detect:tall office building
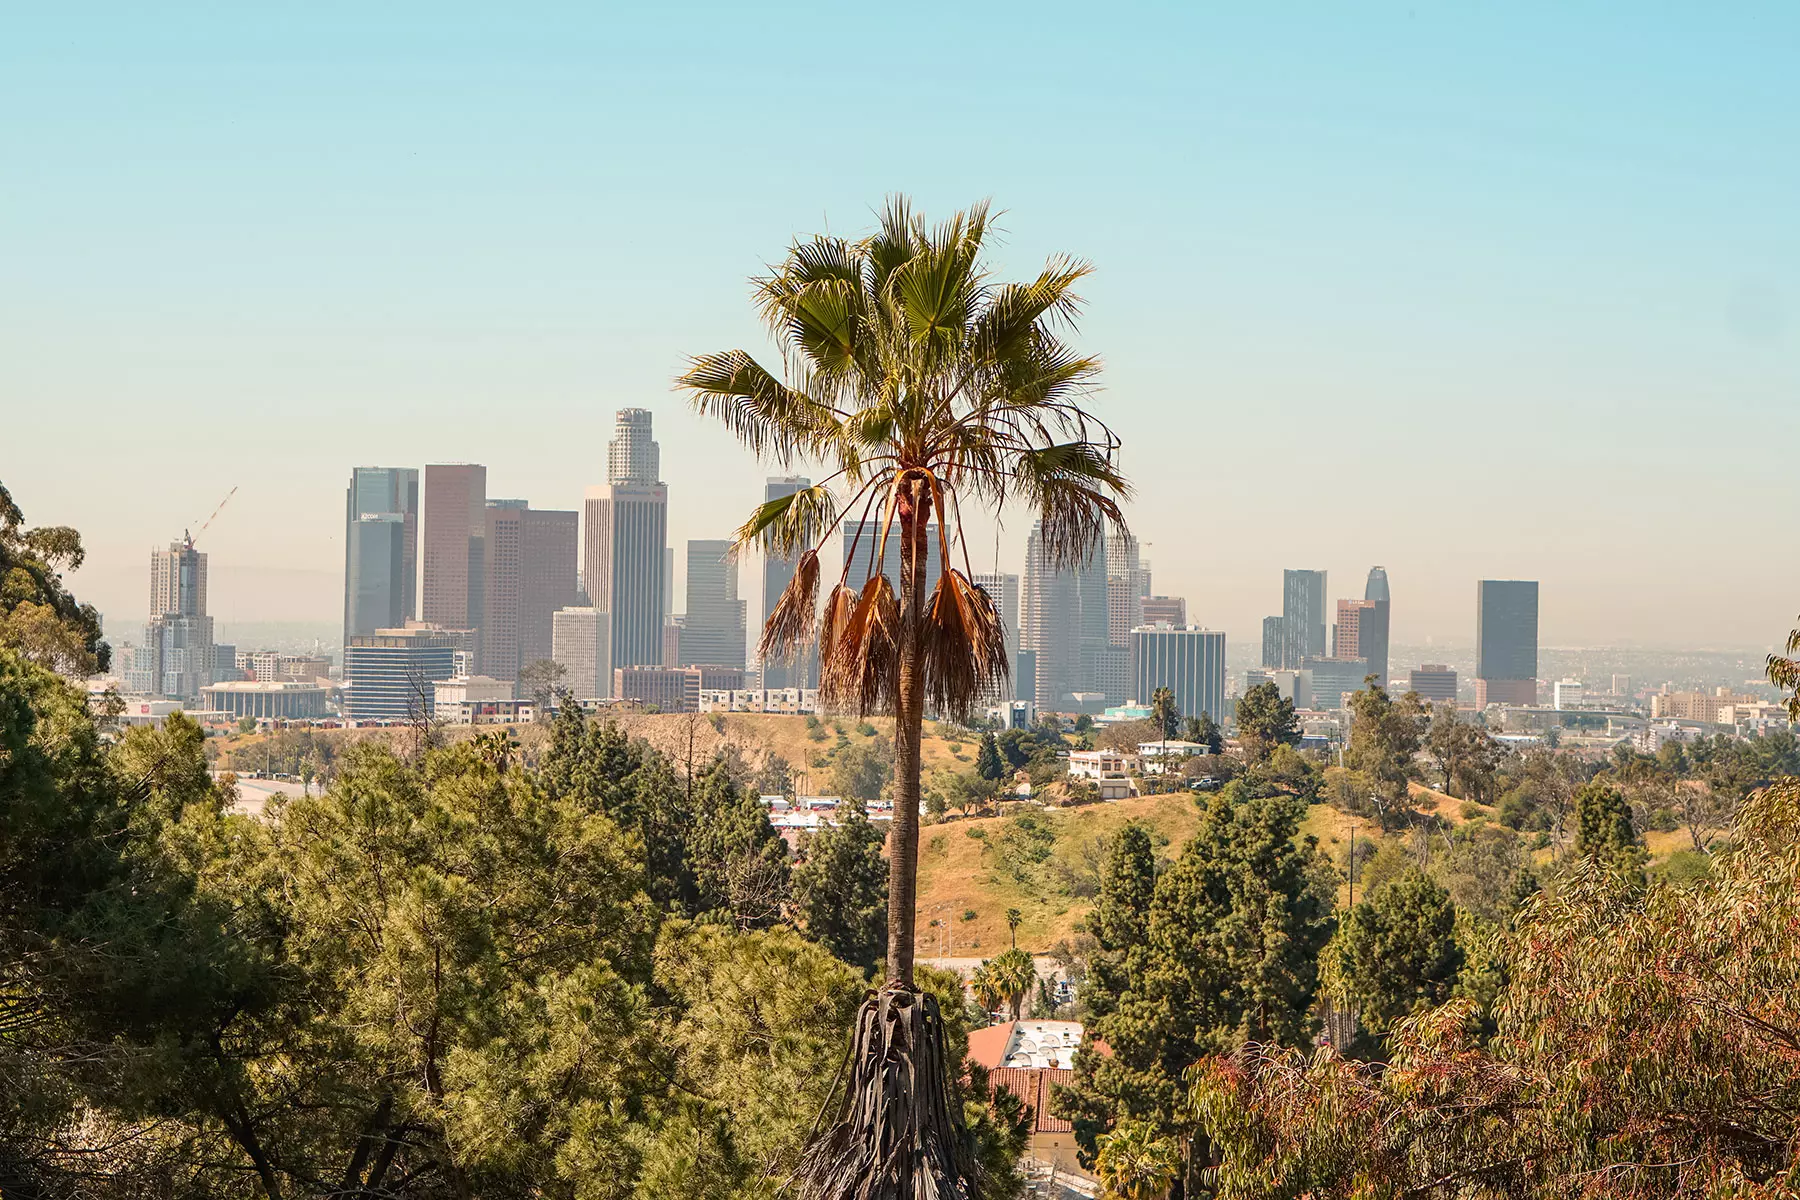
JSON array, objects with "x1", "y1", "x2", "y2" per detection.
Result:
[
  {"x1": 1282, "y1": 569, "x2": 1328, "y2": 668},
  {"x1": 1334, "y1": 598, "x2": 1388, "y2": 690},
  {"x1": 1141, "y1": 596, "x2": 1185, "y2": 627},
  {"x1": 552, "y1": 607, "x2": 610, "y2": 700},
  {"x1": 759, "y1": 477, "x2": 813, "y2": 688},
  {"x1": 842, "y1": 519, "x2": 942, "y2": 603},
  {"x1": 478, "y1": 501, "x2": 578, "y2": 681},
  {"x1": 1261, "y1": 616, "x2": 1285, "y2": 669},
  {"x1": 1129, "y1": 625, "x2": 1227, "y2": 724},
  {"x1": 1476, "y1": 579, "x2": 1539, "y2": 707},
  {"x1": 608, "y1": 408, "x2": 660, "y2": 486},
  {"x1": 150, "y1": 538, "x2": 207, "y2": 619},
  {"x1": 973, "y1": 570, "x2": 1023, "y2": 701},
  {"x1": 1363, "y1": 566, "x2": 1392, "y2": 688},
  {"x1": 419, "y1": 464, "x2": 487, "y2": 653},
  {"x1": 343, "y1": 467, "x2": 419, "y2": 643},
  {"x1": 1022, "y1": 524, "x2": 1110, "y2": 709},
  {"x1": 680, "y1": 539, "x2": 747, "y2": 668},
  {"x1": 584, "y1": 412, "x2": 668, "y2": 671},
  {"x1": 142, "y1": 538, "x2": 215, "y2": 701},
  {"x1": 1102, "y1": 534, "x2": 1145, "y2": 703}
]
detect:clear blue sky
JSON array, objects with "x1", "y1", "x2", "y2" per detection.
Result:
[{"x1": 4, "y1": 3, "x2": 1796, "y2": 650}]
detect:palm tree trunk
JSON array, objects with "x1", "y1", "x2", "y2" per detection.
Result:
[{"x1": 887, "y1": 476, "x2": 926, "y2": 988}]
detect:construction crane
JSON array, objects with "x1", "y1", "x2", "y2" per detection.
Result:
[{"x1": 183, "y1": 485, "x2": 238, "y2": 549}]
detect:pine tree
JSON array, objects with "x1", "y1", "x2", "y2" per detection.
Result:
[
  {"x1": 793, "y1": 805, "x2": 889, "y2": 975},
  {"x1": 1235, "y1": 682, "x2": 1301, "y2": 762},
  {"x1": 1060, "y1": 783, "x2": 1336, "y2": 1166},
  {"x1": 1574, "y1": 778, "x2": 1645, "y2": 882},
  {"x1": 690, "y1": 760, "x2": 791, "y2": 928},
  {"x1": 1322, "y1": 868, "x2": 1464, "y2": 1055},
  {"x1": 975, "y1": 732, "x2": 1006, "y2": 782}
]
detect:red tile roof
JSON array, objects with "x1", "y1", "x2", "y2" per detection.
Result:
[
  {"x1": 966, "y1": 1021, "x2": 1017, "y2": 1070},
  {"x1": 987, "y1": 1066, "x2": 1074, "y2": 1133}
]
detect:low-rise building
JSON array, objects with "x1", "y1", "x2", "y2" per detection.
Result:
[
  {"x1": 1067, "y1": 749, "x2": 1131, "y2": 780},
  {"x1": 614, "y1": 665, "x2": 746, "y2": 713},
  {"x1": 200, "y1": 680, "x2": 331, "y2": 721},
  {"x1": 697, "y1": 687, "x2": 818, "y2": 714},
  {"x1": 1137, "y1": 739, "x2": 1208, "y2": 773},
  {"x1": 969, "y1": 1021, "x2": 1088, "y2": 1179}
]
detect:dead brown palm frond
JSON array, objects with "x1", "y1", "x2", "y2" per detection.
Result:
[
  {"x1": 816, "y1": 583, "x2": 856, "y2": 684},
  {"x1": 759, "y1": 550, "x2": 820, "y2": 666},
  {"x1": 821, "y1": 575, "x2": 900, "y2": 716},
  {"x1": 921, "y1": 569, "x2": 1009, "y2": 720}
]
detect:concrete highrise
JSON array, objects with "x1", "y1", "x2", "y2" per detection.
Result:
[
  {"x1": 343, "y1": 467, "x2": 418, "y2": 644},
  {"x1": 552, "y1": 607, "x2": 610, "y2": 700},
  {"x1": 1476, "y1": 580, "x2": 1539, "y2": 707},
  {"x1": 608, "y1": 408, "x2": 660, "y2": 486},
  {"x1": 680, "y1": 539, "x2": 746, "y2": 669},
  {"x1": 150, "y1": 538, "x2": 207, "y2": 619},
  {"x1": 1022, "y1": 524, "x2": 1109, "y2": 710},
  {"x1": 479, "y1": 501, "x2": 578, "y2": 681},
  {"x1": 584, "y1": 412, "x2": 667, "y2": 671},
  {"x1": 419, "y1": 464, "x2": 487, "y2": 650},
  {"x1": 758, "y1": 477, "x2": 814, "y2": 687},
  {"x1": 1129, "y1": 625, "x2": 1227, "y2": 725},
  {"x1": 1281, "y1": 569, "x2": 1328, "y2": 668},
  {"x1": 973, "y1": 570, "x2": 1022, "y2": 701},
  {"x1": 342, "y1": 626, "x2": 460, "y2": 720},
  {"x1": 1334, "y1": 598, "x2": 1386, "y2": 688}
]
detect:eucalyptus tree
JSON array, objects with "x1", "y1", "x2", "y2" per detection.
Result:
[{"x1": 677, "y1": 198, "x2": 1127, "y2": 1198}]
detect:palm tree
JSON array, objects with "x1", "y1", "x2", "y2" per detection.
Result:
[
  {"x1": 971, "y1": 960, "x2": 1006, "y2": 1017},
  {"x1": 990, "y1": 947, "x2": 1035, "y2": 1021},
  {"x1": 677, "y1": 198, "x2": 1127, "y2": 1198},
  {"x1": 1094, "y1": 1121, "x2": 1181, "y2": 1200}
]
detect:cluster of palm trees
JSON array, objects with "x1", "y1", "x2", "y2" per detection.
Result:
[{"x1": 971, "y1": 949, "x2": 1036, "y2": 1021}]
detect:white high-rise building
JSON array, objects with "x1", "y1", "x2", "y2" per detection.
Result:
[
  {"x1": 1129, "y1": 625, "x2": 1228, "y2": 726},
  {"x1": 552, "y1": 606, "x2": 611, "y2": 701},
  {"x1": 584, "y1": 411, "x2": 669, "y2": 672}
]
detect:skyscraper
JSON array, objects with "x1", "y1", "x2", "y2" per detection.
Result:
[
  {"x1": 608, "y1": 408, "x2": 660, "y2": 486},
  {"x1": 1102, "y1": 534, "x2": 1145, "y2": 703},
  {"x1": 142, "y1": 537, "x2": 215, "y2": 700},
  {"x1": 552, "y1": 607, "x2": 610, "y2": 700},
  {"x1": 584, "y1": 412, "x2": 668, "y2": 671},
  {"x1": 1130, "y1": 625, "x2": 1227, "y2": 724},
  {"x1": 1261, "y1": 615, "x2": 1285, "y2": 669},
  {"x1": 1282, "y1": 569, "x2": 1327, "y2": 668},
  {"x1": 680, "y1": 539, "x2": 747, "y2": 668},
  {"x1": 1362, "y1": 566, "x2": 1391, "y2": 688},
  {"x1": 1476, "y1": 579, "x2": 1539, "y2": 707},
  {"x1": 150, "y1": 538, "x2": 207, "y2": 618},
  {"x1": 343, "y1": 467, "x2": 418, "y2": 643},
  {"x1": 419, "y1": 464, "x2": 487, "y2": 649},
  {"x1": 478, "y1": 501, "x2": 579, "y2": 681},
  {"x1": 973, "y1": 570, "x2": 1022, "y2": 701},
  {"x1": 1022, "y1": 524, "x2": 1109, "y2": 710},
  {"x1": 342, "y1": 625, "x2": 459, "y2": 720}
]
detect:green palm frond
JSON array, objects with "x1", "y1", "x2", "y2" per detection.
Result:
[
  {"x1": 732, "y1": 485, "x2": 838, "y2": 560},
  {"x1": 676, "y1": 350, "x2": 841, "y2": 462}
]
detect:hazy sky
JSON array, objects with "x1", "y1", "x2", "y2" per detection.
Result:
[{"x1": 5, "y1": 3, "x2": 1796, "y2": 652}]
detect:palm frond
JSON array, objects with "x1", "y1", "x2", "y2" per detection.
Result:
[
  {"x1": 970, "y1": 255, "x2": 1093, "y2": 362},
  {"x1": 732, "y1": 485, "x2": 838, "y2": 561},
  {"x1": 921, "y1": 569, "x2": 1009, "y2": 720},
  {"x1": 759, "y1": 550, "x2": 820, "y2": 665},
  {"x1": 817, "y1": 582, "x2": 857, "y2": 684},
  {"x1": 821, "y1": 575, "x2": 900, "y2": 716},
  {"x1": 675, "y1": 350, "x2": 840, "y2": 462},
  {"x1": 1015, "y1": 442, "x2": 1131, "y2": 569}
]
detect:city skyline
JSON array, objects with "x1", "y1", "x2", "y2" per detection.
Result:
[{"x1": 9, "y1": 11, "x2": 1797, "y2": 650}]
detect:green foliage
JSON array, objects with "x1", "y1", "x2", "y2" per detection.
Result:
[
  {"x1": 986, "y1": 812, "x2": 1056, "y2": 884},
  {"x1": 1573, "y1": 778, "x2": 1645, "y2": 882},
  {"x1": 1148, "y1": 686, "x2": 1180, "y2": 740},
  {"x1": 1094, "y1": 1120, "x2": 1181, "y2": 1200},
  {"x1": 827, "y1": 734, "x2": 893, "y2": 802},
  {"x1": 975, "y1": 731, "x2": 1006, "y2": 781},
  {"x1": 688, "y1": 760, "x2": 791, "y2": 928},
  {"x1": 1322, "y1": 868, "x2": 1465, "y2": 1053},
  {"x1": 1234, "y1": 681, "x2": 1300, "y2": 761},
  {"x1": 1344, "y1": 682, "x2": 1427, "y2": 827},
  {"x1": 793, "y1": 806, "x2": 888, "y2": 975},
  {"x1": 1182, "y1": 711, "x2": 1224, "y2": 754},
  {"x1": 1188, "y1": 779, "x2": 1800, "y2": 1199},
  {"x1": 0, "y1": 481, "x2": 109, "y2": 674},
  {"x1": 1058, "y1": 784, "x2": 1335, "y2": 1165}
]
